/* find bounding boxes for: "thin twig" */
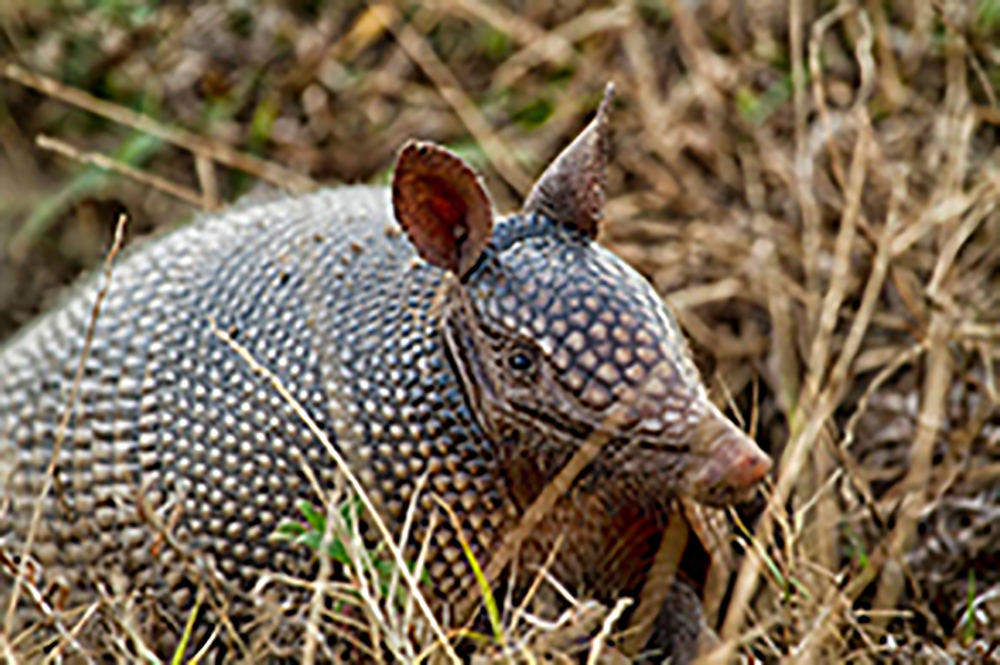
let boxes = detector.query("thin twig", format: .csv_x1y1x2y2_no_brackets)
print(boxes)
3,213,128,637
586,597,632,665
870,312,953,627
4,64,317,194
370,3,532,194
36,134,207,209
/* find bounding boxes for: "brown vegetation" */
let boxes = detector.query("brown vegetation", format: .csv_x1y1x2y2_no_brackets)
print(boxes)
1,0,998,661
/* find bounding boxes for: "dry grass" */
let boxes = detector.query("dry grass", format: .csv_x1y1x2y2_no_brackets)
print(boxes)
1,0,999,662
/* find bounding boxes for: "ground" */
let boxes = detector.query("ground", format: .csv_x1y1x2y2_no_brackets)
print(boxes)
1,0,998,661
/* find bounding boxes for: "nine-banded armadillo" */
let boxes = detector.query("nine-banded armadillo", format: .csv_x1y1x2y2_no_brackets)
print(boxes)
0,89,771,661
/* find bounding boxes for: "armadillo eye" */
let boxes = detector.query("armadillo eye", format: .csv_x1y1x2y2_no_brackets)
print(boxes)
507,350,533,373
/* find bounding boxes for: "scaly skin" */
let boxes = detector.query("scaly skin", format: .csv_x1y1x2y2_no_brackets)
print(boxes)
0,89,770,661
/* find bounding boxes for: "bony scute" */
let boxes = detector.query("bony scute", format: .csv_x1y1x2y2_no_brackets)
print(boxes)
0,83,770,663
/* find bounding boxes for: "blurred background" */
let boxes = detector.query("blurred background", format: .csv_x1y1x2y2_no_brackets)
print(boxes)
1,0,999,660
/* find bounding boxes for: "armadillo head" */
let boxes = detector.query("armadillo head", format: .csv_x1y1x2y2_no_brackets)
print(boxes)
392,85,771,508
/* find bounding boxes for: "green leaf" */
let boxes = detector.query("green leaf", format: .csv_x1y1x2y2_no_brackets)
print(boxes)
841,523,869,570
788,576,812,601
964,570,977,645
298,500,327,534
270,520,307,542
248,96,279,151
340,495,363,530
327,538,352,566
977,0,1000,32
11,131,162,257
458,530,502,645
736,75,793,126
512,98,553,129
171,586,203,665
295,530,322,552
477,24,512,60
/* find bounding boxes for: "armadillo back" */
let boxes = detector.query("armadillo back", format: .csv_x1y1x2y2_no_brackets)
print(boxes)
0,186,505,638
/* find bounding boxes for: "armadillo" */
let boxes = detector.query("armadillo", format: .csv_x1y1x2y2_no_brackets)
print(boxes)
0,89,771,661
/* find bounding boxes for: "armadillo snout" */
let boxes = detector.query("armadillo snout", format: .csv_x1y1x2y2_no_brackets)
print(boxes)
686,403,772,507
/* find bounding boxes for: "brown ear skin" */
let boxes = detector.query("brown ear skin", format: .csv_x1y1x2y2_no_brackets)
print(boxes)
392,141,494,279
522,82,614,239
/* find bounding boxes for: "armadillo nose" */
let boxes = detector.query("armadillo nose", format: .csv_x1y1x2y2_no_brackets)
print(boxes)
690,404,772,506
724,438,772,491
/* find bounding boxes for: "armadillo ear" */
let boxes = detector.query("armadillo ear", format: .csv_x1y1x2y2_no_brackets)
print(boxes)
392,141,494,279
522,83,613,239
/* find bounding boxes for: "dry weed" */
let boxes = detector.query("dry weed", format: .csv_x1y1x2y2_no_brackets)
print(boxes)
1,0,998,661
